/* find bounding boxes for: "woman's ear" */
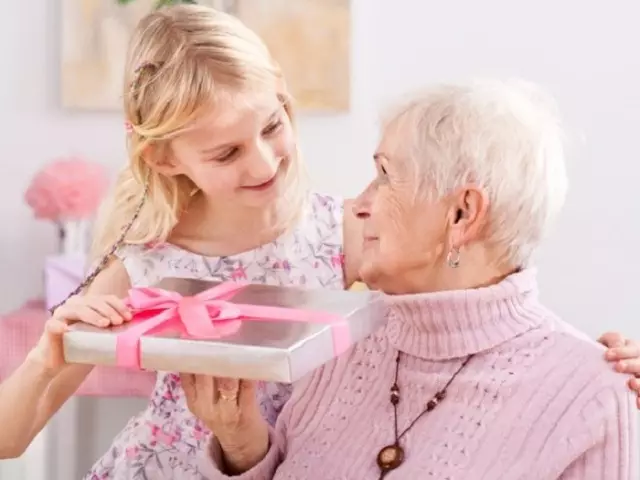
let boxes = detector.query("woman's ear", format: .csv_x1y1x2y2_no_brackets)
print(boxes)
447,184,489,247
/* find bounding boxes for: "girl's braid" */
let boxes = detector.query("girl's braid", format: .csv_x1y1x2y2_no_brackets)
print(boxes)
48,182,149,315
49,63,162,315
130,62,163,126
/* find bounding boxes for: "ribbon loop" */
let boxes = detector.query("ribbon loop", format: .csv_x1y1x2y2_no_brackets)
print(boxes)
176,297,242,338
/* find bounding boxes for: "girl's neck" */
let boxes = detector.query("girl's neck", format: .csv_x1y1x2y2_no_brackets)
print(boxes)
168,193,288,257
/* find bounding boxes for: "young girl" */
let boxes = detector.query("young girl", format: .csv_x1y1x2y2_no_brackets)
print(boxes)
0,4,639,477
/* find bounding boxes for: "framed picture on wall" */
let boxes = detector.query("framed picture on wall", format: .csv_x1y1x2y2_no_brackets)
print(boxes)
59,0,351,112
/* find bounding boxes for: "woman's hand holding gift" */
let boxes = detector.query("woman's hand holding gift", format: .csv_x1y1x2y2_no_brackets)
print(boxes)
181,374,269,474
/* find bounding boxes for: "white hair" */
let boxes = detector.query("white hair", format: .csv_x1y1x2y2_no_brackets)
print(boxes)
386,78,568,266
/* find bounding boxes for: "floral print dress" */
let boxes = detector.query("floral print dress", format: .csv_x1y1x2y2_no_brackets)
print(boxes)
85,193,346,479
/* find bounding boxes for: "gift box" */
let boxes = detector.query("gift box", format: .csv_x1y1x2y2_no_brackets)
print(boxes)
44,254,86,311
63,278,387,383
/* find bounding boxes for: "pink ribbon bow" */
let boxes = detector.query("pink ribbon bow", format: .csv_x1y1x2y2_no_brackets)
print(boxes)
115,282,351,369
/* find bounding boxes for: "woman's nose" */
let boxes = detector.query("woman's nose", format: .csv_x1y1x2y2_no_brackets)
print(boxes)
352,186,373,219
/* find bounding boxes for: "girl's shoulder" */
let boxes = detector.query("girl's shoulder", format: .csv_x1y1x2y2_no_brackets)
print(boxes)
306,190,343,216
302,191,345,236
113,242,171,287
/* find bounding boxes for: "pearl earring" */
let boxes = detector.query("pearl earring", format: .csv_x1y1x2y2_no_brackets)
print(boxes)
446,247,460,268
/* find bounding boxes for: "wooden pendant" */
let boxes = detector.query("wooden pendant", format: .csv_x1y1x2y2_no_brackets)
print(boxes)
377,443,404,472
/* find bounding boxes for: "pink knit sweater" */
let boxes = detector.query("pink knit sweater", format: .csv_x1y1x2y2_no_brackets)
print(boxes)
198,269,638,479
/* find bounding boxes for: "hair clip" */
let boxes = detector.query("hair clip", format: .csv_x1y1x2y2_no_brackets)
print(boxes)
134,62,160,75
124,120,134,134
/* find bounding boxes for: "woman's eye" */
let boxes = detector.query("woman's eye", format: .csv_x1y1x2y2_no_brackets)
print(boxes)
263,119,283,136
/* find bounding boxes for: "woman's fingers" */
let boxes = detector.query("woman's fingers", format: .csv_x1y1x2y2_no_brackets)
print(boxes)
181,373,197,402
238,380,257,409
216,377,240,403
182,374,239,407
195,374,216,402
616,357,640,376
607,342,640,362
214,377,241,424
606,339,640,377
181,374,264,452
599,331,626,349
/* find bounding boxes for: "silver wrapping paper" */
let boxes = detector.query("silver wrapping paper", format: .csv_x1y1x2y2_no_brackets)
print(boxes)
63,278,387,383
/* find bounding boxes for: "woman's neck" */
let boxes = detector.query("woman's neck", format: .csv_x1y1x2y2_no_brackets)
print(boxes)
384,268,545,360
381,244,517,295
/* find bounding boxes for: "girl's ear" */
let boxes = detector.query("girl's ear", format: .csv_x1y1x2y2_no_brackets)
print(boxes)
142,144,184,177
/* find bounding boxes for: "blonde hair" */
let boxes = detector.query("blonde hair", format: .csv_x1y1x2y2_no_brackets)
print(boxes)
386,79,568,266
91,4,307,261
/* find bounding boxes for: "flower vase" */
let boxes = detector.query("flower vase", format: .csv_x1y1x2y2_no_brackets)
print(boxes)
59,219,91,255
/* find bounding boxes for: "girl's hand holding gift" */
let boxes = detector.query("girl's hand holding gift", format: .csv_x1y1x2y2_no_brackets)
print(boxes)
27,295,132,376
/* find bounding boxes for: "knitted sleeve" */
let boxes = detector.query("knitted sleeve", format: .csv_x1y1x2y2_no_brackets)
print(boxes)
557,384,638,479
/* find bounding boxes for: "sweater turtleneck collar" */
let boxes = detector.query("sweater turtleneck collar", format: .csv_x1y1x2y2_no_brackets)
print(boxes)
384,268,546,360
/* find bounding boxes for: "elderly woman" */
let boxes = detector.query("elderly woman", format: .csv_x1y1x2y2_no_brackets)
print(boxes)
188,80,638,479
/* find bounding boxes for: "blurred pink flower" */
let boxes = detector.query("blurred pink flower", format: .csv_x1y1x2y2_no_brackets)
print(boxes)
24,156,109,222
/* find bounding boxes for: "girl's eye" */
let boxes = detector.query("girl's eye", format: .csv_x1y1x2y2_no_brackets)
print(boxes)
212,147,239,163
263,119,283,136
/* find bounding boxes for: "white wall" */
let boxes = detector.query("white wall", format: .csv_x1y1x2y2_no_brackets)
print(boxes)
2,0,640,478
373,0,640,342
